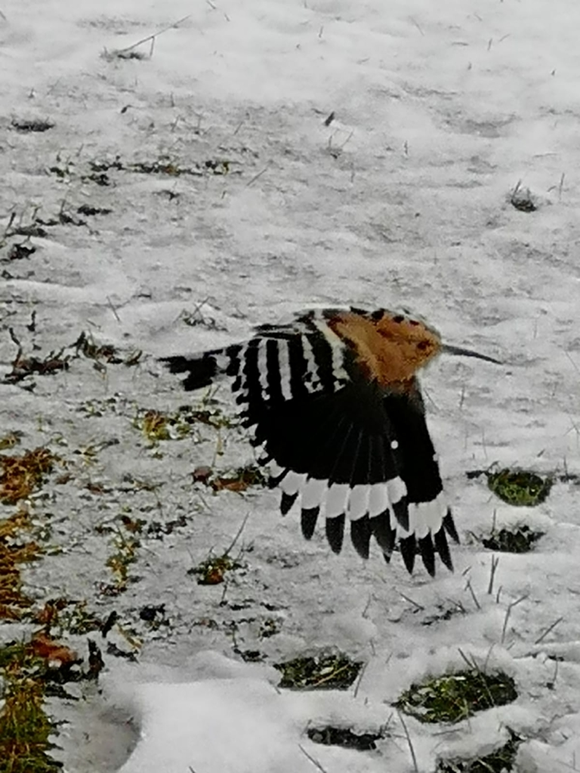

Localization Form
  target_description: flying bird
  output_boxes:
[161,307,499,576]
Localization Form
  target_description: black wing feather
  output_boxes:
[370,511,396,556]
[280,491,298,516]
[382,387,443,506]
[443,511,460,543]
[326,514,345,553]
[418,534,436,577]
[351,516,372,559]
[161,353,219,391]
[399,535,417,574]
[434,526,453,571]
[301,507,320,540]
[162,319,456,575]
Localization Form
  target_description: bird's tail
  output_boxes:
[160,349,231,392]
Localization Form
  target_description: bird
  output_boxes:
[161,306,499,576]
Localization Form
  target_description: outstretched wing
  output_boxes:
[379,386,458,574]
[162,309,458,574]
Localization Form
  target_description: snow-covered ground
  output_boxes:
[1,0,580,770]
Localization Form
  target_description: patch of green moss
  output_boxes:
[395,669,517,724]
[481,525,544,553]
[275,653,362,690]
[0,642,29,669]
[437,730,522,772]
[487,468,551,506]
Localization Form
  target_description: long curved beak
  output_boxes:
[441,343,501,365]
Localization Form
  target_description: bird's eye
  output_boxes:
[417,340,429,351]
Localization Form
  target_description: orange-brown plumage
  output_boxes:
[162,305,498,577]
[327,310,442,390]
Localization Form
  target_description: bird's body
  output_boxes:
[163,307,495,576]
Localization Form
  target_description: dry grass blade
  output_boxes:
[397,711,419,773]
[113,15,191,57]
[0,507,42,620]
[0,448,56,504]
[501,594,529,645]
[534,616,563,645]
[298,744,330,773]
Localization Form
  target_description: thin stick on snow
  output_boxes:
[465,579,481,610]
[397,711,420,773]
[245,164,270,187]
[362,593,373,618]
[206,0,230,22]
[338,130,354,150]
[501,594,529,645]
[480,426,488,460]
[483,643,496,672]
[106,296,121,322]
[115,15,191,56]
[224,512,250,556]
[409,17,424,35]
[219,577,230,605]
[558,172,565,200]
[353,661,369,699]
[534,616,564,645]
[487,555,500,596]
[399,592,424,611]
[565,351,580,375]
[457,647,478,671]
[298,744,329,773]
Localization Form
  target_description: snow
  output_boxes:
[112,652,385,773]
[2,0,580,771]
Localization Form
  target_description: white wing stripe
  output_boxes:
[268,461,285,480]
[275,340,294,401]
[386,476,407,505]
[325,483,350,518]
[214,352,231,373]
[301,335,322,393]
[280,471,307,497]
[301,478,327,509]
[347,484,370,521]
[396,492,447,540]
[312,319,350,384]
[368,482,389,518]
[235,344,250,392]
[257,338,270,398]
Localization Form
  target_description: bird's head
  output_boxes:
[329,308,500,389]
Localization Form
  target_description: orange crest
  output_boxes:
[327,309,442,388]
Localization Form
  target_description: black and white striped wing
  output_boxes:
[162,314,458,575]
[161,311,351,396]
[380,388,458,574]
[239,351,456,575]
